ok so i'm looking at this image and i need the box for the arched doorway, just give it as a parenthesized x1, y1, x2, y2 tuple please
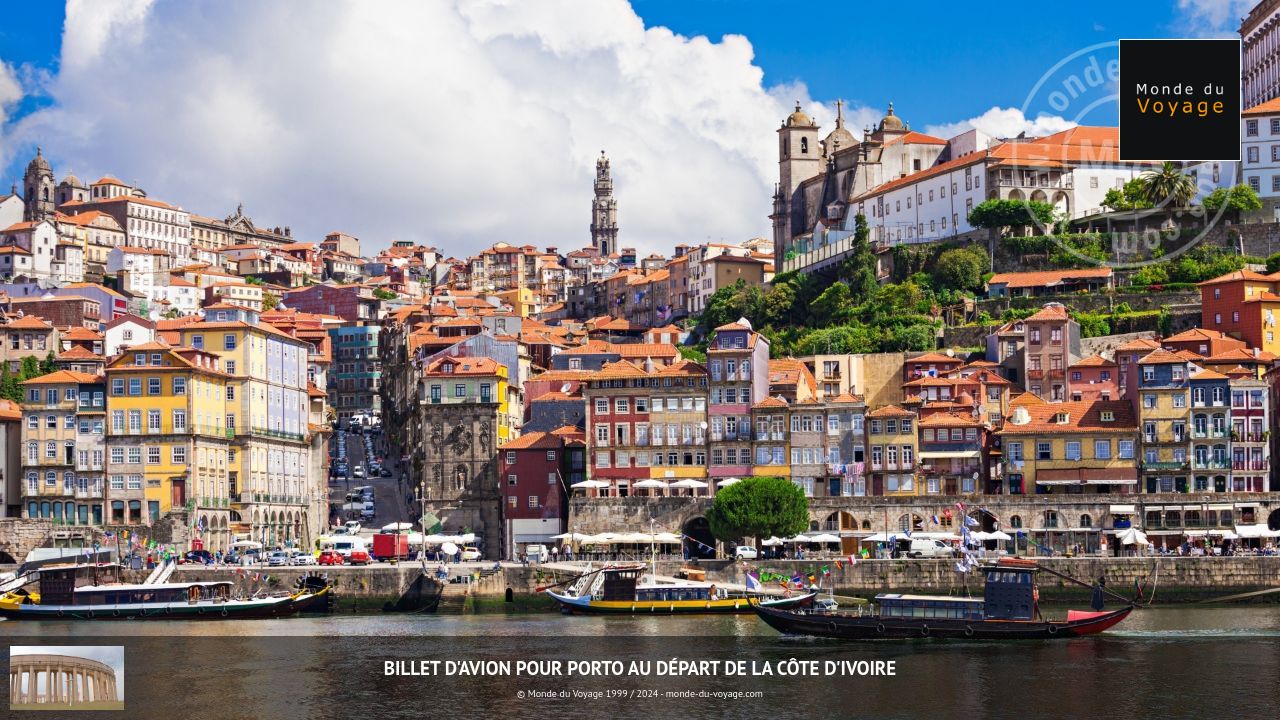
(1268, 508, 1280, 531)
(682, 517, 716, 560)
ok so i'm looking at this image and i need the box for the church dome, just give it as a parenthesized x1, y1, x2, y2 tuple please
(879, 102, 904, 131)
(61, 172, 85, 188)
(25, 148, 51, 175)
(785, 102, 813, 127)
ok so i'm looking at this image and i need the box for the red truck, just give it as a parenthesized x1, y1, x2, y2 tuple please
(372, 533, 410, 561)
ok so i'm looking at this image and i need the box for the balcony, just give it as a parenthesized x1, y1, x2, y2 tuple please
(1192, 459, 1231, 470)
(1026, 369, 1044, 380)
(1232, 460, 1269, 471)
(1143, 461, 1188, 471)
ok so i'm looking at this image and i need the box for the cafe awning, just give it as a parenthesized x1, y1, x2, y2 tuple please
(919, 450, 981, 459)
(1109, 504, 1136, 513)
(1038, 468, 1137, 485)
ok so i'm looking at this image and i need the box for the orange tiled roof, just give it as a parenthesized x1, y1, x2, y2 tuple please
(1024, 304, 1071, 322)
(1070, 354, 1116, 368)
(22, 369, 100, 385)
(987, 267, 1112, 289)
(999, 399, 1135, 434)
(867, 404, 914, 418)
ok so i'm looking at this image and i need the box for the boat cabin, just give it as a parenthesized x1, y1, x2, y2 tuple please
(876, 594, 984, 620)
(982, 564, 1036, 620)
(73, 582, 233, 605)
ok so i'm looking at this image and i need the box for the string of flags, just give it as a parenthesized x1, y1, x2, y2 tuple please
(743, 553, 862, 589)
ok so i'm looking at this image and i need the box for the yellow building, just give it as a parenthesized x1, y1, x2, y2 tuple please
(496, 287, 537, 318)
(647, 360, 709, 482)
(999, 396, 1139, 499)
(105, 342, 231, 550)
(866, 405, 918, 496)
(178, 306, 317, 547)
(750, 396, 790, 479)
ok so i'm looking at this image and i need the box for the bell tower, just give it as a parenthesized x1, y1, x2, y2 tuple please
(590, 150, 618, 256)
(775, 102, 821, 269)
(22, 147, 55, 223)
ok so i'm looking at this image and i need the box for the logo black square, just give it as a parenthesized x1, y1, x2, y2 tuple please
(1120, 39, 1240, 161)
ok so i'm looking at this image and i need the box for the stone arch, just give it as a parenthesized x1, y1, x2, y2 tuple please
(681, 516, 716, 559)
(1007, 189, 1025, 201)
(1268, 508, 1280, 531)
(823, 511, 854, 532)
(1009, 514, 1023, 529)
(896, 513, 924, 532)
(1052, 191, 1069, 215)
(1030, 189, 1048, 204)
(861, 520, 871, 530)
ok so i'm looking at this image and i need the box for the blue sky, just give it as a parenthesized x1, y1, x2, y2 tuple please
(0, 1, 1247, 254)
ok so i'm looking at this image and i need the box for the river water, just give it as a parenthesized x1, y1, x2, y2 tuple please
(4, 606, 1278, 719)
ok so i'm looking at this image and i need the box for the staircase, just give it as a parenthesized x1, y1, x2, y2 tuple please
(435, 582, 472, 614)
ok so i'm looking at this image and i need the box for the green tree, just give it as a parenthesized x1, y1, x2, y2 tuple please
(932, 247, 984, 292)
(705, 476, 809, 547)
(19, 355, 40, 381)
(0, 364, 19, 403)
(887, 324, 938, 352)
(809, 282, 855, 325)
(839, 214, 879, 303)
(1203, 184, 1263, 219)
(677, 345, 706, 363)
(1101, 178, 1154, 212)
(967, 198, 1056, 235)
(1140, 161, 1196, 225)
(1267, 251, 1280, 274)
(373, 288, 398, 301)
(262, 292, 281, 311)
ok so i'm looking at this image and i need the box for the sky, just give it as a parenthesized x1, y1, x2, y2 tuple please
(11, 645, 125, 700)
(0, 0, 1258, 258)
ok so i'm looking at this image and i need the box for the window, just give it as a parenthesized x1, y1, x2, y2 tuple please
(148, 410, 161, 432)
(225, 360, 236, 375)
(147, 447, 161, 464)
(454, 384, 465, 398)
(1094, 440, 1111, 459)
(595, 451, 610, 468)
(128, 410, 141, 432)
(173, 410, 186, 431)
(128, 378, 141, 395)
(1248, 146, 1259, 163)
(112, 378, 125, 395)
(172, 446, 186, 464)
(1036, 442, 1051, 460)
(594, 399, 608, 415)
(615, 398, 629, 414)
(172, 377, 187, 395)
(1248, 119, 1259, 136)
(634, 397, 648, 413)
(1249, 176, 1260, 192)
(148, 377, 161, 395)
(223, 334, 237, 350)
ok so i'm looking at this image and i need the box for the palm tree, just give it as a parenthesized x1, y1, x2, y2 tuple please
(1139, 162, 1196, 227)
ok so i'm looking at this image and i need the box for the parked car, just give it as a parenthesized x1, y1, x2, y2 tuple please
(318, 550, 344, 566)
(733, 545, 759, 560)
(895, 538, 959, 559)
(344, 521, 362, 534)
(291, 553, 317, 566)
(348, 550, 372, 566)
(353, 467, 365, 478)
(267, 551, 290, 567)
(379, 467, 392, 477)
(460, 546, 482, 561)
(182, 550, 214, 565)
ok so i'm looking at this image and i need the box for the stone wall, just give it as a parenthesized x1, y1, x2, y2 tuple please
(0, 518, 54, 562)
(978, 291, 1198, 316)
(568, 497, 712, 536)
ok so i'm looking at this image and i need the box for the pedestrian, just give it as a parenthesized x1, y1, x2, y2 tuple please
(550, 545, 559, 562)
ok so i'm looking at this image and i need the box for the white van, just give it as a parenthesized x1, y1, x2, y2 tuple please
(333, 537, 369, 558)
(896, 538, 957, 558)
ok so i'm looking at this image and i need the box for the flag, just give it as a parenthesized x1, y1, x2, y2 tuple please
(848, 554, 857, 566)
(103, 531, 114, 538)
(955, 502, 965, 511)
(791, 574, 804, 586)
(834, 560, 842, 570)
(807, 574, 816, 584)
(965, 515, 979, 527)
(931, 514, 941, 525)
(821, 567, 830, 576)
(955, 562, 968, 573)
(745, 572, 762, 591)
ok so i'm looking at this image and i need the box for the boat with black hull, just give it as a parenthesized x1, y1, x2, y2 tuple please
(754, 557, 1132, 640)
(546, 564, 817, 615)
(0, 561, 334, 621)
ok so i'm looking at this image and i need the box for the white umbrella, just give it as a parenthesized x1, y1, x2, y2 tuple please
(761, 537, 784, 547)
(808, 533, 840, 543)
(571, 479, 610, 489)
(405, 533, 425, 546)
(988, 531, 1013, 541)
(440, 542, 459, 555)
(381, 522, 413, 532)
(581, 532, 620, 544)
(633, 479, 668, 489)
(618, 532, 654, 543)
(787, 534, 811, 543)
(717, 478, 741, 487)
(230, 540, 262, 549)
(653, 532, 682, 544)
(670, 479, 708, 489)
(969, 531, 991, 542)
(1117, 527, 1149, 546)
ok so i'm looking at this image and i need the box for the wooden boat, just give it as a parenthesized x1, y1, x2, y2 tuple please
(546, 564, 816, 615)
(0, 561, 334, 620)
(753, 557, 1132, 640)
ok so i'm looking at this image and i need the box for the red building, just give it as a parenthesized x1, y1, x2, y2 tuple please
(583, 360, 652, 496)
(499, 426, 584, 560)
(1067, 355, 1119, 403)
(902, 351, 964, 383)
(1162, 328, 1247, 358)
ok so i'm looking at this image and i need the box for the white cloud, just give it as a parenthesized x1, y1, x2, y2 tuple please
(1174, 0, 1254, 38)
(923, 106, 1076, 142)
(0, 62, 24, 174)
(4, 0, 834, 257)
